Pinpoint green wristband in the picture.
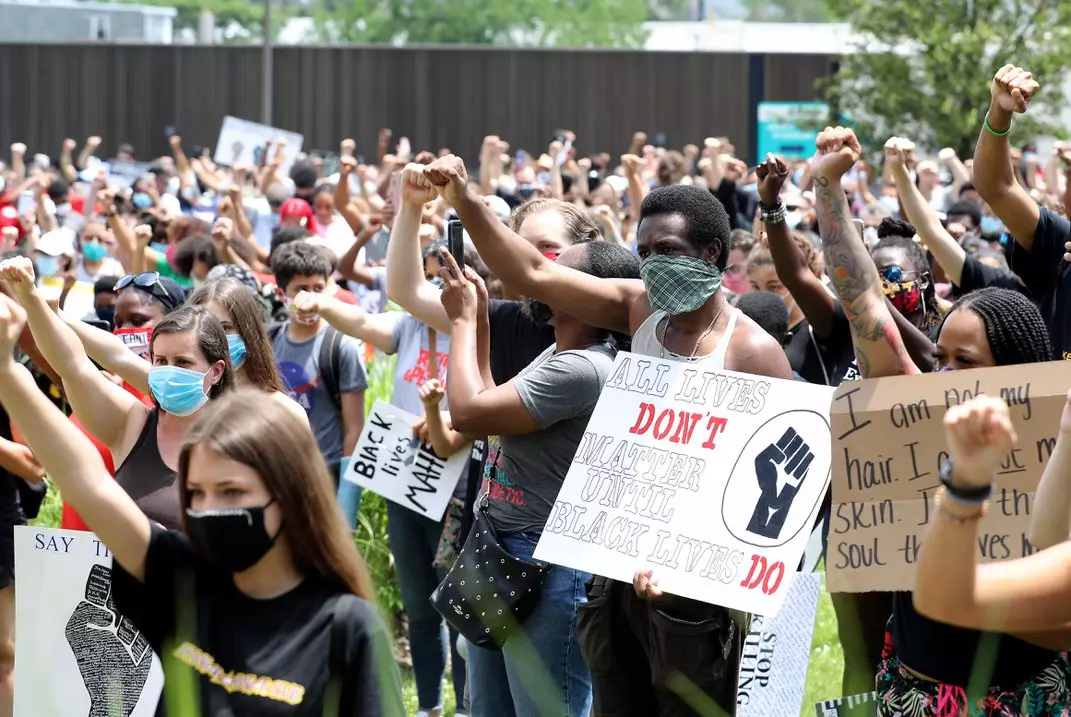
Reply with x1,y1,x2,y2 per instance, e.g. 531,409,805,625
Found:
984,112,1011,137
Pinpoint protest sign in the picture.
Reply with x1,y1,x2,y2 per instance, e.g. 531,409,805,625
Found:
814,691,878,717
826,361,1067,593
343,400,471,521
213,116,304,173
533,352,834,616
738,572,821,717
39,277,94,320
14,526,163,717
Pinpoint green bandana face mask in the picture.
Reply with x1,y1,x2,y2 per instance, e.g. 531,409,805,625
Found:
640,254,723,315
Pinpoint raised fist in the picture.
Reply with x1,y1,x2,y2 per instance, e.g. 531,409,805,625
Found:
402,163,438,206
991,64,1039,114
810,126,862,181
65,564,153,717
86,136,102,148
9,143,25,157
621,154,641,173
0,256,36,296
340,138,356,154
422,155,468,205
63,138,77,152
883,137,916,170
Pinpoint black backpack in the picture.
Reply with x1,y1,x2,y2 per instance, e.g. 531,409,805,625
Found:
269,322,345,411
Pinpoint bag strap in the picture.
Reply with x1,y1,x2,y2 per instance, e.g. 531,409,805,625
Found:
324,594,357,717
427,328,438,383
267,322,284,342
319,326,344,411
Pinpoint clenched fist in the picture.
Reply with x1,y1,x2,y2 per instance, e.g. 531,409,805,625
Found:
422,155,469,206
991,64,1039,114
810,126,862,181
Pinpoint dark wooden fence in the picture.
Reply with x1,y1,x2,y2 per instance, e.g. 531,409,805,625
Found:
0,44,832,165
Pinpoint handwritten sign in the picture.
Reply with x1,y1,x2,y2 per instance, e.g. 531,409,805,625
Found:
738,573,821,717
533,352,833,616
14,527,163,717
826,361,1069,593
343,400,470,521
213,116,304,173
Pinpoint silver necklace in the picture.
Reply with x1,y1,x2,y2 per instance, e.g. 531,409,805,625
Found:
659,304,726,361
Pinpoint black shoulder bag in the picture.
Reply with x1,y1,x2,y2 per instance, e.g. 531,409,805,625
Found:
430,496,549,649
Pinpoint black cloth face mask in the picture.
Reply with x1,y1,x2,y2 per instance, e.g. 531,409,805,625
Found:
185,499,280,573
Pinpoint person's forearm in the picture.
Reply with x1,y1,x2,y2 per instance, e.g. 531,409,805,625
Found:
814,175,918,377
889,301,935,373
0,437,44,483
18,286,92,379
424,408,468,458
765,218,835,335
973,103,1018,207
626,168,647,223
343,416,363,456
914,490,986,625
1029,436,1071,549
76,143,96,171
550,161,564,200
35,193,57,233
63,314,151,396
16,325,61,388
132,243,148,275
337,227,373,283
1063,168,1071,215
386,203,452,334
479,149,499,195
59,146,77,183
453,186,547,295
319,299,397,353
58,283,72,310
10,152,24,181
892,164,966,285
445,318,486,432
476,305,494,390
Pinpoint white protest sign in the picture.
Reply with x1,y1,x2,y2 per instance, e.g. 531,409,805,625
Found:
533,352,833,616
213,116,304,173
814,691,878,717
737,572,821,717
39,277,95,321
344,400,471,520
14,526,163,717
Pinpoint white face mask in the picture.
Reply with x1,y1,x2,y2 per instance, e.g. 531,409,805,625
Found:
784,210,803,229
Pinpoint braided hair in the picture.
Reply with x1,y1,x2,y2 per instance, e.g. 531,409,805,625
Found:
939,287,1054,366
872,227,942,334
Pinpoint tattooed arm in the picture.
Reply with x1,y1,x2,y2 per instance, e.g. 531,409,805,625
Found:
810,127,920,378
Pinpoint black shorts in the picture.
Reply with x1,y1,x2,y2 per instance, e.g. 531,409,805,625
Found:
0,507,26,590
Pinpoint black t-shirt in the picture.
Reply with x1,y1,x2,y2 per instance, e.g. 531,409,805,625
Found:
954,254,1030,298
892,591,1055,686
1007,207,1071,358
112,525,404,717
488,299,556,385
783,302,859,386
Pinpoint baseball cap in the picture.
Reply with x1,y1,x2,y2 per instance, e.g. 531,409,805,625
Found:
35,228,77,257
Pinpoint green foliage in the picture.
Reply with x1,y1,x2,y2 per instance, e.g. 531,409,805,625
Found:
309,0,651,47
740,0,838,23
29,479,62,529
829,0,1071,156
128,0,265,35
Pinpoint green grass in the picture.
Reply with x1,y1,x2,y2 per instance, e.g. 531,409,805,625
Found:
27,349,846,716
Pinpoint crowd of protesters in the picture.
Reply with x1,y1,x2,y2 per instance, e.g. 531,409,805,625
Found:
0,59,1069,717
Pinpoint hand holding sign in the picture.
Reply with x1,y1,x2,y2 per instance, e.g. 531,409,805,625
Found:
65,564,152,717
748,428,814,540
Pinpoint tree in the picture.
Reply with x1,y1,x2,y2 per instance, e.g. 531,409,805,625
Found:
828,0,1071,156
740,0,838,23
127,0,266,37
309,0,651,47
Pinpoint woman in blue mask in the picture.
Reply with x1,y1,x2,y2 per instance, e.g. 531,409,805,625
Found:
0,294,406,715
74,219,124,283
0,255,234,532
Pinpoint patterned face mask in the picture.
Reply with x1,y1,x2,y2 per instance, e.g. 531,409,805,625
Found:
640,255,723,315
879,265,923,316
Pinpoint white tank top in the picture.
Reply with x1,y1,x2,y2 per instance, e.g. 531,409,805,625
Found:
632,308,739,368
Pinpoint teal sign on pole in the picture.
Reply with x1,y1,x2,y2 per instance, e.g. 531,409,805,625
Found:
756,102,830,163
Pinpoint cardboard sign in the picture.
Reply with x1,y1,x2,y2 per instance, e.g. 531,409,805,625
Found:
814,691,878,717
39,277,95,321
213,116,304,173
14,527,163,716
826,362,1067,593
533,352,834,616
738,573,821,717
343,400,470,520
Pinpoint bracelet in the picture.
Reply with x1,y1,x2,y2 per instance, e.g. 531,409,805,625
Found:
937,488,987,523
984,111,1011,137
760,202,786,224
938,458,992,504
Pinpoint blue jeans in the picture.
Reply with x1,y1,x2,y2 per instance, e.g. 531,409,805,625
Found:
386,500,466,710
466,532,592,717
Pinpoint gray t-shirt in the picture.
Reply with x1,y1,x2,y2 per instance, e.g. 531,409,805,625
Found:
273,322,368,463
390,313,449,416
484,341,617,534
363,227,391,265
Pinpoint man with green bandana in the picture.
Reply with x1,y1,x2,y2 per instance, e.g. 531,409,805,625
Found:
422,154,792,717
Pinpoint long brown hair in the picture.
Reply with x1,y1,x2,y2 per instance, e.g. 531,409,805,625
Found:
177,389,375,599
507,197,601,245
150,305,236,400
187,278,285,394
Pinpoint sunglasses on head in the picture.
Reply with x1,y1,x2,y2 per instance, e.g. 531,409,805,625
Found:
114,272,177,305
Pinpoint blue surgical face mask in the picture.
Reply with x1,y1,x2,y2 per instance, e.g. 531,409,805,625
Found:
148,365,212,417
227,334,247,369
35,255,59,278
150,242,170,255
82,242,107,262
95,306,115,327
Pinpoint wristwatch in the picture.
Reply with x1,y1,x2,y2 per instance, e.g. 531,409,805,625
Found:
939,458,992,502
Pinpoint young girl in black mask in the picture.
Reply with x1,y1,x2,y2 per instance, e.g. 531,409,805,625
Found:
0,293,403,717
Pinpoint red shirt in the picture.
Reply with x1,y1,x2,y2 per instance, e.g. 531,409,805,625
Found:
60,415,114,532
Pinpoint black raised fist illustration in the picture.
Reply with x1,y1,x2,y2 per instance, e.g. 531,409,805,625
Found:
748,427,814,540
65,564,153,717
